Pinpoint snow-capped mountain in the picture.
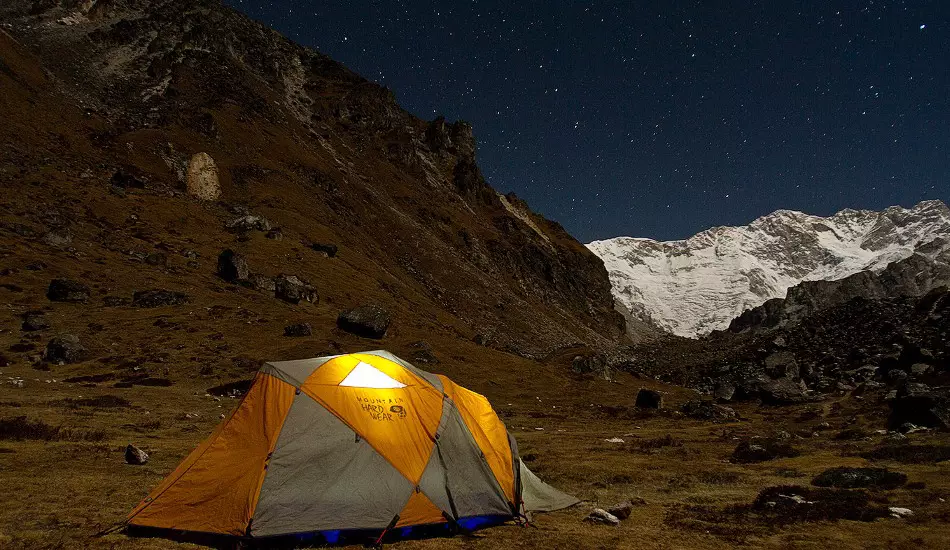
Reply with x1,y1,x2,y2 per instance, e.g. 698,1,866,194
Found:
587,199,950,338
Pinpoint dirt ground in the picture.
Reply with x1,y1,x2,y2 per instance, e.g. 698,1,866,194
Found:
3,355,949,550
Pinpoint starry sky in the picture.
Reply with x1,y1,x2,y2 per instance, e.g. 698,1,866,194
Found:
225,1,949,242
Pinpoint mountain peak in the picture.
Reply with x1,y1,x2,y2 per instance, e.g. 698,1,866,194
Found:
588,200,950,338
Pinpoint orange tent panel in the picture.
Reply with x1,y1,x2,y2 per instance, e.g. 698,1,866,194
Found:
395,490,447,527
128,372,295,535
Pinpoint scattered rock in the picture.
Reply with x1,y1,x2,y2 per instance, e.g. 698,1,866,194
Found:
606,500,640,520
46,278,89,303
102,296,130,307
764,351,799,379
43,334,87,364
812,467,907,489
337,305,392,339
284,323,312,337
217,249,250,283
311,242,338,257
681,400,737,422
42,229,72,248
274,275,318,304
186,152,220,201
125,444,149,465
21,311,51,331
585,508,620,526
265,228,283,240
132,290,188,308
634,388,663,409
227,214,271,232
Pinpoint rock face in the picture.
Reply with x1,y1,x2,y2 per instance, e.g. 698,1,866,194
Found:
125,444,149,465
588,200,950,338
46,278,89,303
337,305,392,339
43,334,86,364
186,152,220,201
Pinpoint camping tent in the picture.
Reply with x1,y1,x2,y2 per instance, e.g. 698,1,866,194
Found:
127,350,577,543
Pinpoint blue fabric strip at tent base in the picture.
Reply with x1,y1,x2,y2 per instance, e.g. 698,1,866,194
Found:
290,515,512,546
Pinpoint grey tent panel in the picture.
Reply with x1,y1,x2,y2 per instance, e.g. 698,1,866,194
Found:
251,393,414,536
417,400,512,519
362,350,443,391
519,460,579,512
262,356,338,387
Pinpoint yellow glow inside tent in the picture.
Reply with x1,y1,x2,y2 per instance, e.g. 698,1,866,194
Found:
338,361,407,389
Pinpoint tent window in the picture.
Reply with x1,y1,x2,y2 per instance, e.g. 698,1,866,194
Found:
338,362,407,389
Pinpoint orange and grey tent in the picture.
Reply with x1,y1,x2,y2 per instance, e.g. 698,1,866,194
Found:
127,350,577,543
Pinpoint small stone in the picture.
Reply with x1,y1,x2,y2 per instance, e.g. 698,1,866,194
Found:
606,501,634,520
125,444,149,465
889,507,913,518
585,508,620,526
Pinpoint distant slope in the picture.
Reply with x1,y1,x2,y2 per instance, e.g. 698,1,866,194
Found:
588,200,950,338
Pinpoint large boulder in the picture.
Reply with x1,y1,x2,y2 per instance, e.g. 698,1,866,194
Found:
186,152,220,201
634,388,663,409
217,249,249,283
132,290,189,308
888,383,950,430
337,305,392,339
46,278,89,303
43,334,87,364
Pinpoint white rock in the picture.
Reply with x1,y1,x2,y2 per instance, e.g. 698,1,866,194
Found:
585,508,620,526
889,507,913,518
186,152,220,201
605,437,625,443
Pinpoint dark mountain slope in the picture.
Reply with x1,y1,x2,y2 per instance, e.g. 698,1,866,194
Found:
0,0,625,361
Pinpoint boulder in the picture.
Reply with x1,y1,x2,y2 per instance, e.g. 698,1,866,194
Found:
681,400,737,422
111,168,146,189
247,273,276,293
144,252,167,266
888,383,950,430
43,334,87,364
606,500,641,520
217,249,250,283
284,323,312,337
758,377,810,405
46,278,89,303
765,351,799,379
311,242,338,257
265,228,283,240
274,275,318,304
132,290,189,308
584,508,620,526
21,311,51,331
634,388,663,409
337,305,392,339
125,444,149,465
186,152,220,201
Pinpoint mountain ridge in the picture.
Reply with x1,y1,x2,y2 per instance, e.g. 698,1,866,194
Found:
588,199,950,338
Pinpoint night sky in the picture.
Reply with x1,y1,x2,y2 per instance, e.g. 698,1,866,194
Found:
225,1,949,242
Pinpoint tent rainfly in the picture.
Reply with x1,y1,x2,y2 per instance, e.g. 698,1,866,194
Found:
127,350,578,544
